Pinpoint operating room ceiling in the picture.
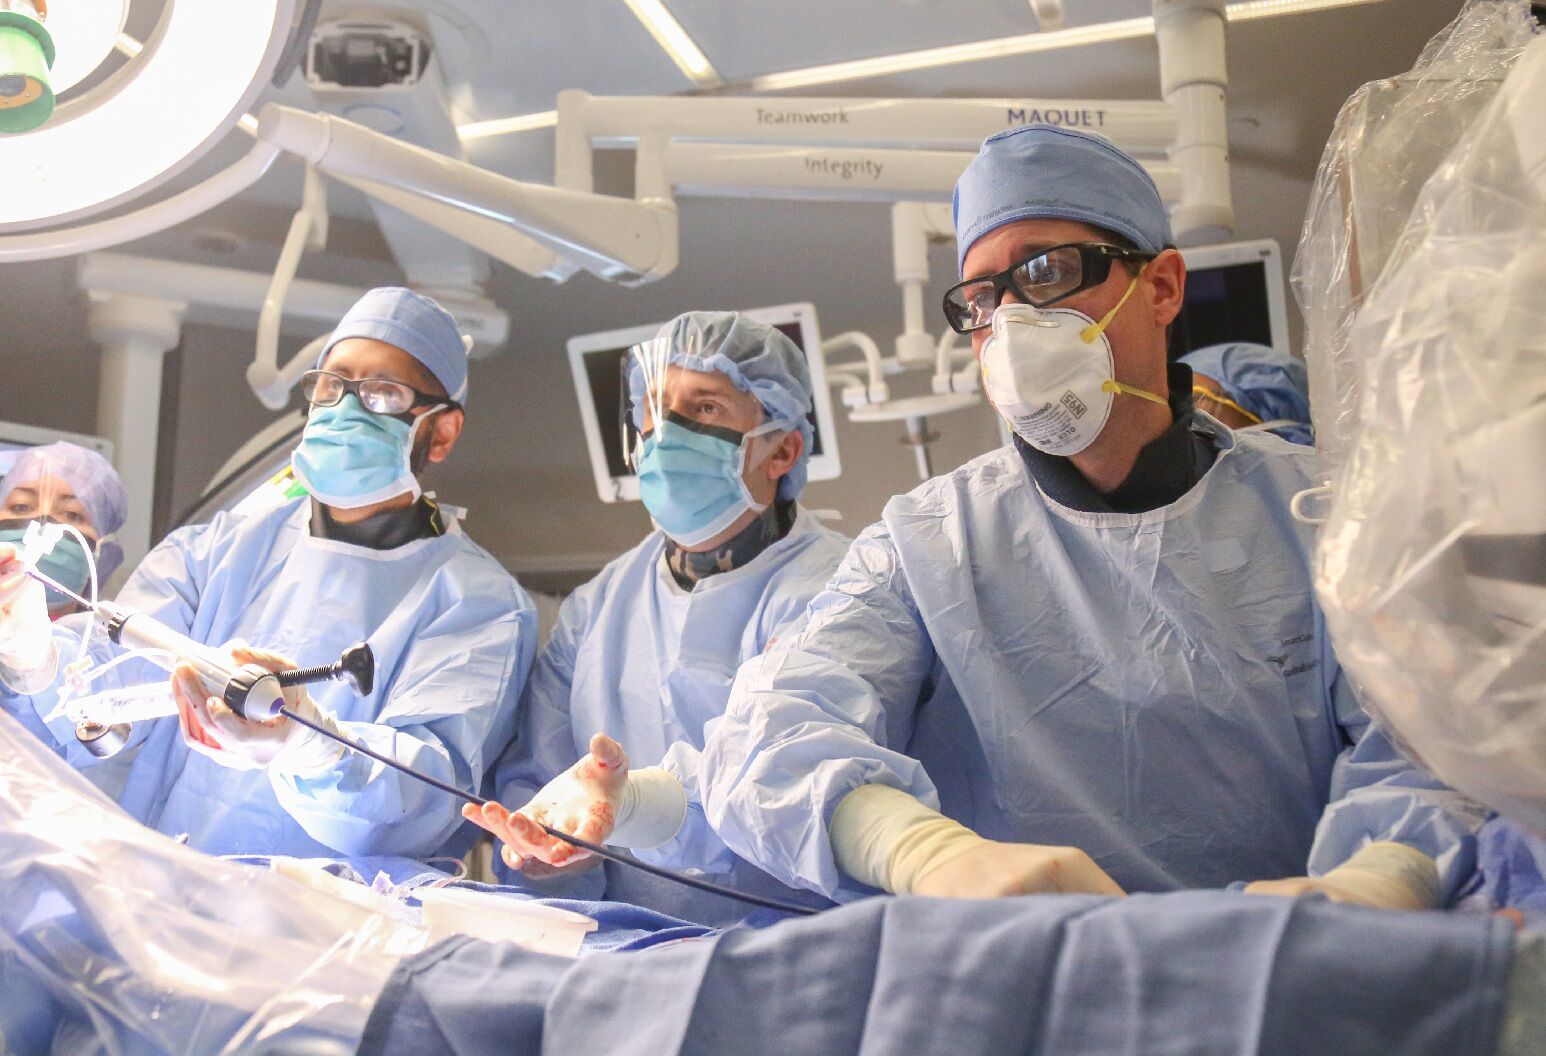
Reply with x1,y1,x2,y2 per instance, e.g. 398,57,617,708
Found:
137,0,1460,263
0,0,1484,579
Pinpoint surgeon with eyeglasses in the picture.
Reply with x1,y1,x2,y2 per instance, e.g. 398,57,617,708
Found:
0,286,535,859
487,125,1484,912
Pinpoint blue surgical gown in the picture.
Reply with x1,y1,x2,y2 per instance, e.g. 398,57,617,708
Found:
698,425,1487,901
491,507,849,924
1,497,535,859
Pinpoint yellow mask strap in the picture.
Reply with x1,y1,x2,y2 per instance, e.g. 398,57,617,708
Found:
1080,274,1142,344
1101,380,1169,407
1192,385,1263,425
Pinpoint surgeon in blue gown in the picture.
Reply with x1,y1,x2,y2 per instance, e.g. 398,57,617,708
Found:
1180,341,1314,445
0,442,128,750
0,286,535,859
472,311,850,925
486,125,1485,911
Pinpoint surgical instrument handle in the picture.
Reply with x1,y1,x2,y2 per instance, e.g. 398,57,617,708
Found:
94,600,287,720
276,642,375,696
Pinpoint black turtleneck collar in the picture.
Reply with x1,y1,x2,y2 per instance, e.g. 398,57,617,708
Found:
662,499,797,591
309,496,445,550
1014,362,1219,515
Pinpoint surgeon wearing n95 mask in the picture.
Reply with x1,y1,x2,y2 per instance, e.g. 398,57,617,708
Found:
544,124,1481,915
0,286,536,862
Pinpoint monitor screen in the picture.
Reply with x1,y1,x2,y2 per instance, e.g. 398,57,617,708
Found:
567,304,840,504
1169,240,1291,361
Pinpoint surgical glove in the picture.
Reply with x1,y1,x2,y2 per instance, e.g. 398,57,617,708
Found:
0,542,56,690
173,643,345,774
1242,841,1441,911
831,783,1126,898
462,733,686,871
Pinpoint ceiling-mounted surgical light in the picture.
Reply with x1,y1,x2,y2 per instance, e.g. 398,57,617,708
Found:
0,0,54,132
0,0,131,132
621,0,721,88
0,0,295,227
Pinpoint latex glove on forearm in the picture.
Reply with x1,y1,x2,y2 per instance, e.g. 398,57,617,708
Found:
1243,841,1441,911
462,732,686,875
172,642,345,774
830,784,1125,898
0,542,57,692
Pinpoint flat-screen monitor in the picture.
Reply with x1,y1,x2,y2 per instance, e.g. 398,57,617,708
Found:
0,421,114,479
1170,239,1292,360
567,302,841,504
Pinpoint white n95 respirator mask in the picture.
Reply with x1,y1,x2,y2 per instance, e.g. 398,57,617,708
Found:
979,281,1167,457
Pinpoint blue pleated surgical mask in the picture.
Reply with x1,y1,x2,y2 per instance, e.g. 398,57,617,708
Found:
291,395,443,510
635,411,786,548
0,519,94,612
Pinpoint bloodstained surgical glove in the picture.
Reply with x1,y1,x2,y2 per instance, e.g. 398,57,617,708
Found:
172,643,345,774
463,732,686,872
1243,841,1441,911
831,783,1126,898
0,541,57,691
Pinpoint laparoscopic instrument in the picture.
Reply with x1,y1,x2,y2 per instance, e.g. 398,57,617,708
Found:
15,523,816,917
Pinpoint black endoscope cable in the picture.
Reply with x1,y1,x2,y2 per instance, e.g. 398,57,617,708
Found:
20,566,817,917
278,706,819,917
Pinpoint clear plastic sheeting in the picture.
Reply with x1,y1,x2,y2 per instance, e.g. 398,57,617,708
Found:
1314,24,1546,837
1290,0,1537,470
0,710,423,1056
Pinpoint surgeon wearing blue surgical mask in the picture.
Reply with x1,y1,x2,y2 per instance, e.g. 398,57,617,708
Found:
0,286,535,861
633,363,803,553
291,334,466,521
469,312,851,926
0,458,121,618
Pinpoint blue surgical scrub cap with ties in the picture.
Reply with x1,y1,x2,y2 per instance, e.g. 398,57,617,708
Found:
318,287,470,405
628,311,816,502
1180,342,1313,442
0,441,129,579
953,124,1173,273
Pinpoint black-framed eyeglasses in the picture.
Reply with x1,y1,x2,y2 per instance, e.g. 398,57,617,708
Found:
300,370,461,419
941,242,1156,334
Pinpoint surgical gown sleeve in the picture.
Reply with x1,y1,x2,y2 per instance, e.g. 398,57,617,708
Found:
486,584,606,897
6,522,222,768
698,522,941,900
271,597,535,858
1305,636,1488,904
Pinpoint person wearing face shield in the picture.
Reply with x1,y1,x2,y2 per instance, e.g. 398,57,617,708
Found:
1179,342,1314,446
488,126,1484,913
0,442,127,743
0,287,536,860
467,311,850,925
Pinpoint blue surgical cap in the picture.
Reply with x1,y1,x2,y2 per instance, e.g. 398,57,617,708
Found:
0,441,128,579
953,124,1172,273
628,311,815,501
319,287,469,405
1180,342,1313,444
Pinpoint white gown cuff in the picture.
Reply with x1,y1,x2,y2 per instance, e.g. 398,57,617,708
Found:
608,767,687,849
830,783,984,895
271,700,348,776
0,637,58,695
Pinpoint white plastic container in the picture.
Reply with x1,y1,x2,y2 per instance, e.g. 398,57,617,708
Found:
416,886,598,958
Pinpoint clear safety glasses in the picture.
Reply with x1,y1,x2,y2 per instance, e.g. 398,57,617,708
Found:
941,241,1156,334
300,370,461,419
